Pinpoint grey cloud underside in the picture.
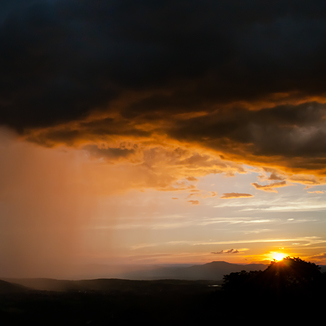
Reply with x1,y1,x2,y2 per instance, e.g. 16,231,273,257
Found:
169,102,326,159
1,0,326,165
32,101,326,167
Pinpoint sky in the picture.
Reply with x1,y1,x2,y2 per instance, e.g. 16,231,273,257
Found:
1,0,326,278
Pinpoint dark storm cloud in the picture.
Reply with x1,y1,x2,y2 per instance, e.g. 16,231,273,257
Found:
26,115,152,146
2,0,326,131
0,0,119,130
169,102,326,159
2,0,326,177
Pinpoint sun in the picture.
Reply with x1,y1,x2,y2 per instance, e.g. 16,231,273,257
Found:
271,252,286,261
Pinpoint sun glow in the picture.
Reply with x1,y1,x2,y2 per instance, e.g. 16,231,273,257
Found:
271,252,286,261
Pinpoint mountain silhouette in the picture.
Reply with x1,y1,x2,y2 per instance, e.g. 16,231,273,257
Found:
183,261,267,280
121,261,267,280
0,279,28,294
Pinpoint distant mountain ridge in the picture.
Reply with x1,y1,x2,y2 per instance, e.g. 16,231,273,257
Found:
121,261,268,281
0,279,29,293
3,261,269,291
183,261,268,280
4,261,325,290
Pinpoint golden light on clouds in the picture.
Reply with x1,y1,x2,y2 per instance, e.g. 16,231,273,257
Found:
2,1,326,278
220,193,254,199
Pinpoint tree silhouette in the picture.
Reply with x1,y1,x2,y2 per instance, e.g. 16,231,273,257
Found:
220,257,326,322
262,257,322,294
222,257,325,297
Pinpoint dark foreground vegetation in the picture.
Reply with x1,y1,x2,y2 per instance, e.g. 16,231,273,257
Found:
0,258,325,325
221,257,326,321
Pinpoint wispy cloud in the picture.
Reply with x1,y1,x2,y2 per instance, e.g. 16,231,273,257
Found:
130,243,159,250
191,236,325,247
310,252,326,260
251,181,288,193
188,200,200,205
198,217,272,226
242,202,326,212
244,229,272,235
131,237,326,253
211,248,240,254
220,192,253,199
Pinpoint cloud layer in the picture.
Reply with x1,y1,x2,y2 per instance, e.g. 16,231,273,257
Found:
251,181,288,193
221,193,254,199
1,0,326,184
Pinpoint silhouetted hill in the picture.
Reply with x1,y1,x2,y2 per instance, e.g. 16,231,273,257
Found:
183,261,267,280
3,278,80,292
5,277,217,293
4,261,324,293
1,259,324,325
122,261,267,280
0,279,219,326
0,279,28,294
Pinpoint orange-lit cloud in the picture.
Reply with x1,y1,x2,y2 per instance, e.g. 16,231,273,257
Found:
268,172,285,181
188,200,200,205
310,252,326,261
186,176,198,182
251,181,288,193
220,193,254,199
1,1,326,187
187,191,218,199
20,99,326,192
2,0,326,276
258,168,286,182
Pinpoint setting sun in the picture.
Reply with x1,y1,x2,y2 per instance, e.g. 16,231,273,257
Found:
271,253,286,261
